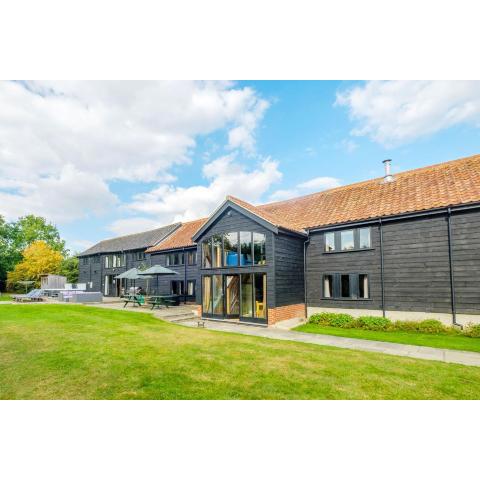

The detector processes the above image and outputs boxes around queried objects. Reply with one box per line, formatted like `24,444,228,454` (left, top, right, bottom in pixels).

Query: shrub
416,319,448,334
392,319,449,334
357,316,391,331
391,320,420,332
308,312,355,328
464,323,480,338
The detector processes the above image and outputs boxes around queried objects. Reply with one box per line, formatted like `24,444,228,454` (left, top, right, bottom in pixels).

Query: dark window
241,273,253,317
253,233,266,265
340,230,355,251
254,273,266,318
202,276,212,314
81,257,88,265
135,251,146,261
340,274,350,297
240,232,253,266
223,232,239,266
324,227,372,252
359,228,371,249
322,273,369,299
202,239,212,268
323,274,333,298
166,252,184,266
225,275,240,315
187,250,197,265
212,235,223,268
212,274,223,315
187,280,195,296
359,274,369,299
171,280,184,295
93,256,100,264
325,232,335,252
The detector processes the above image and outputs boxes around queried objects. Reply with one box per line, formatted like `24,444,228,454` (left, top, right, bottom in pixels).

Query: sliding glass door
201,273,267,323
225,275,240,317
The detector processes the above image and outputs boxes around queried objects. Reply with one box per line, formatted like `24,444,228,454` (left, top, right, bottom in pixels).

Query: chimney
382,159,394,183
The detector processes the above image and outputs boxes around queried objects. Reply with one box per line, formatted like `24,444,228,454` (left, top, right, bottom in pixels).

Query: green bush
392,319,449,334
416,319,448,334
464,323,480,338
308,312,355,328
307,312,480,338
390,321,418,332
357,316,391,331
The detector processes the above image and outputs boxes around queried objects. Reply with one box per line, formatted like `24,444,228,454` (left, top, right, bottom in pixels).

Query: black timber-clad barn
78,154,480,327
78,223,180,296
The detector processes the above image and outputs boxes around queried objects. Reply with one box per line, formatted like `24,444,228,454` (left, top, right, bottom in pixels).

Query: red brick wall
267,303,305,325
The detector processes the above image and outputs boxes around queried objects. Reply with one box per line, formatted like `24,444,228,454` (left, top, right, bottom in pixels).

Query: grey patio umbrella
115,268,152,293
138,265,178,295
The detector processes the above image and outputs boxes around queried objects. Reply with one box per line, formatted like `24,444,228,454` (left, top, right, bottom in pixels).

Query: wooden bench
123,295,143,308
147,296,177,310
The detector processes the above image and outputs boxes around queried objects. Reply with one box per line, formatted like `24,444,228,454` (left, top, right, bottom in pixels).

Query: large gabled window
201,231,267,268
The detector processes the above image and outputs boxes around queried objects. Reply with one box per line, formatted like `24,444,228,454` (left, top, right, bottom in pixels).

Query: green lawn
294,323,480,353
0,294,12,301
1,304,480,399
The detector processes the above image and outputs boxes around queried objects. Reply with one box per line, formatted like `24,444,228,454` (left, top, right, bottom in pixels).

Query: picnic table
147,295,179,310
122,294,145,308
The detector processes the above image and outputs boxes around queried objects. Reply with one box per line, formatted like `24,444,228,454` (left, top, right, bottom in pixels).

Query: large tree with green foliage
59,256,79,284
0,214,67,291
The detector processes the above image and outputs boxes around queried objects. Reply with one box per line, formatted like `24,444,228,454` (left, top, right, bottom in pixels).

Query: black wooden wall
274,232,305,307
148,248,199,299
306,209,480,315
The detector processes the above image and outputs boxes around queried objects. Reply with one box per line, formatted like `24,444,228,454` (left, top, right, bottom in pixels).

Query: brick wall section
267,303,305,325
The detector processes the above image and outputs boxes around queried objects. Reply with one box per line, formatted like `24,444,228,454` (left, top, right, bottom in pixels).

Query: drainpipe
379,218,386,318
447,208,462,328
303,234,310,320
183,247,187,304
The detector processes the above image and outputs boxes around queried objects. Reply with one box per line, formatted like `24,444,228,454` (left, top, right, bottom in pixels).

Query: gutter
307,202,480,233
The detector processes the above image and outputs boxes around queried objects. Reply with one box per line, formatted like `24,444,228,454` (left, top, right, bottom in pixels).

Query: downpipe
303,235,310,321
447,208,462,329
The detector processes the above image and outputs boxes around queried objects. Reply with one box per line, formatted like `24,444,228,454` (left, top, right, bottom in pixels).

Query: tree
7,241,63,290
0,214,67,291
10,215,66,255
59,256,79,283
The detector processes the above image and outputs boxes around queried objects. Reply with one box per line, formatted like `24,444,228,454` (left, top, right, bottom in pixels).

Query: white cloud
114,154,282,231
108,217,165,236
336,80,480,146
0,81,269,223
270,176,341,201
0,165,117,222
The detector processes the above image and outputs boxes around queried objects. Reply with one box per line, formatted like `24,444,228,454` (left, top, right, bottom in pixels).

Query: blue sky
1,80,479,253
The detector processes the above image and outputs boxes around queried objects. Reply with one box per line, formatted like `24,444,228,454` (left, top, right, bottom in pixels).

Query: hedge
306,313,480,337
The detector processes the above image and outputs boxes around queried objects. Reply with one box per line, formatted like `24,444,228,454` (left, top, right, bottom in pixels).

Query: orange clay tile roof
254,153,480,231
146,218,207,252
146,153,480,252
